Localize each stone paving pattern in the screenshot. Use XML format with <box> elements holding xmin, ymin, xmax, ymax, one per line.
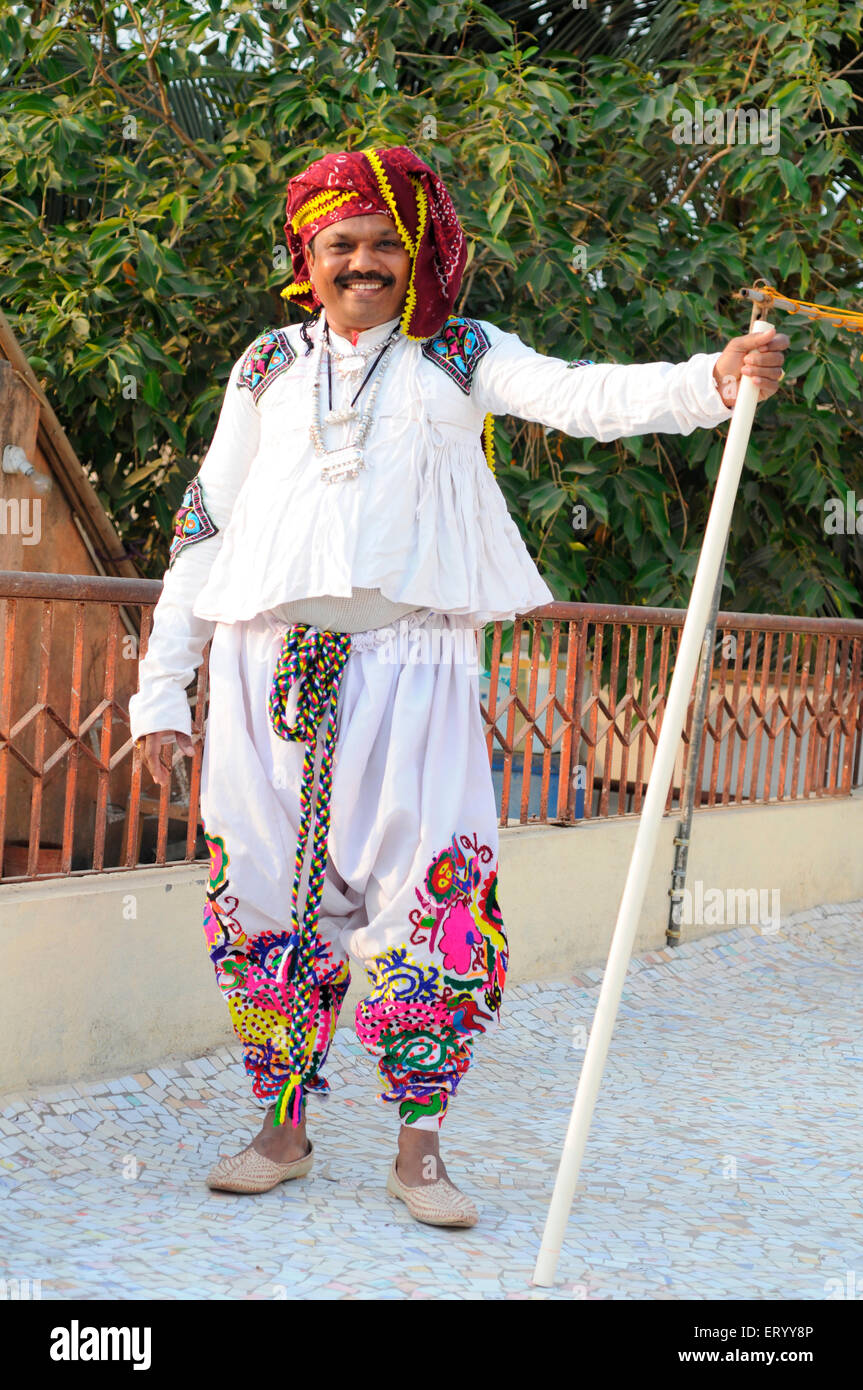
<box><xmin>2</xmin><ymin>899</ymin><xmax>861</xmax><ymax>1300</ymax></box>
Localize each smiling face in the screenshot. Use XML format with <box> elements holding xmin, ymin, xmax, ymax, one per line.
<box><xmin>306</xmin><ymin>213</ymin><xmax>411</xmax><ymax>338</ymax></box>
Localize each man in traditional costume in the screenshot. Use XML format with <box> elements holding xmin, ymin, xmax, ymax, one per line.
<box><xmin>129</xmin><ymin>145</ymin><xmax>787</xmax><ymax>1226</ymax></box>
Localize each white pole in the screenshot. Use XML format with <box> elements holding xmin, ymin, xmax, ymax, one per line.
<box><xmin>532</xmin><ymin>318</ymin><xmax>773</xmax><ymax>1288</ymax></box>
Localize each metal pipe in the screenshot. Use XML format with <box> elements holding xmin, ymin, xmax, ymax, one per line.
<box><xmin>665</xmin><ymin>552</ymin><xmax>725</xmax><ymax>945</ymax></box>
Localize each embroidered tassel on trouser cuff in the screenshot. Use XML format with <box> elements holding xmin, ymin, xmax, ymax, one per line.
<box><xmin>274</xmin><ymin>1072</ymin><xmax>305</xmax><ymax>1128</ymax></box>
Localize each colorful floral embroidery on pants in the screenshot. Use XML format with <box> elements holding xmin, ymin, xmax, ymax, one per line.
<box><xmin>202</xmin><ymin>828</ymin><xmax>350</xmax><ymax>1105</ymax></box>
<box><xmin>356</xmin><ymin>831</ymin><xmax>508</xmax><ymax>1126</ymax></box>
<box><xmin>201</xmin><ymin>826</ymin><xmax>505</xmax><ymax>1126</ymax></box>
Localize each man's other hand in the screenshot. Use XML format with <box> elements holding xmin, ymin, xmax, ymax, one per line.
<box><xmin>136</xmin><ymin>730</ymin><xmax>196</xmax><ymax>787</ymax></box>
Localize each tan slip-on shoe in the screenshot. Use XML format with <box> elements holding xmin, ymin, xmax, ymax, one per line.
<box><xmin>386</xmin><ymin>1158</ymin><xmax>479</xmax><ymax>1228</ymax></box>
<box><xmin>206</xmin><ymin>1139</ymin><xmax>314</xmax><ymax>1194</ymax></box>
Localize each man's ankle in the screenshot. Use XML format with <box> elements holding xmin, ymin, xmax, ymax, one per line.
<box><xmin>398</xmin><ymin>1121</ymin><xmax>439</xmax><ymax>1143</ymax></box>
<box><xmin>255</xmin><ymin>1106</ymin><xmax>309</xmax><ymax>1149</ymax></box>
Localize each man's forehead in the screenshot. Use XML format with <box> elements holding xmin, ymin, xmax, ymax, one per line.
<box><xmin>312</xmin><ymin>213</ymin><xmax>397</xmax><ymax>247</ymax></box>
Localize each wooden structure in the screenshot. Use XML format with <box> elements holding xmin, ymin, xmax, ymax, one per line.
<box><xmin>0</xmin><ymin>310</ymin><xmax>145</xmax><ymax>874</ymax></box>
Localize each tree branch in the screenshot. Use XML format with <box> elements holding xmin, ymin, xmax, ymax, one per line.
<box><xmin>126</xmin><ymin>1</ymin><xmax>173</xmax><ymax>123</ymax></box>
<box><xmin>674</xmin><ymin>143</ymin><xmax>735</xmax><ymax>210</ymax></box>
<box><xmin>94</xmin><ymin>52</ymin><xmax>217</xmax><ymax>171</ymax></box>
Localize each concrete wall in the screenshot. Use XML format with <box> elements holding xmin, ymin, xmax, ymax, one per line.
<box><xmin>2</xmin><ymin>793</ymin><xmax>862</xmax><ymax>1092</ymax></box>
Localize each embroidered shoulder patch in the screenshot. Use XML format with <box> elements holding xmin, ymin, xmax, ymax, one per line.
<box><xmin>566</xmin><ymin>358</ymin><xmax>596</xmax><ymax>368</ymax></box>
<box><xmin>421</xmin><ymin>316</ymin><xmax>491</xmax><ymax>395</ymax></box>
<box><xmin>169</xmin><ymin>475</ymin><xmax>218</xmax><ymax>566</ymax></box>
<box><xmin>237</xmin><ymin>327</ymin><xmax>296</xmax><ymax>402</ymax></box>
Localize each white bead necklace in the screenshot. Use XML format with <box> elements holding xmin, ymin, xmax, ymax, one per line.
<box><xmin>323</xmin><ymin>335</ymin><xmax>383</xmax><ymax>380</ymax></box>
<box><xmin>308</xmin><ymin>310</ymin><xmax>401</xmax><ymax>484</ymax></box>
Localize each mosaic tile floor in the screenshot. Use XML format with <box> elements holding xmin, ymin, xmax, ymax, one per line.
<box><xmin>2</xmin><ymin>900</ymin><xmax>861</xmax><ymax>1300</ymax></box>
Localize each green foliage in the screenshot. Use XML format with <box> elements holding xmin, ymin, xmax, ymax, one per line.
<box><xmin>1</xmin><ymin>0</ymin><xmax>862</xmax><ymax>615</ymax></box>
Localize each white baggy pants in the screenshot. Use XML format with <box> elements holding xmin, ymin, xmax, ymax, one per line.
<box><xmin>199</xmin><ymin>608</ymin><xmax>508</xmax><ymax>1131</ymax></box>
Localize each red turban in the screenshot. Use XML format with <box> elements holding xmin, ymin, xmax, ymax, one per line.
<box><xmin>282</xmin><ymin>146</ymin><xmax>467</xmax><ymax>340</ymax></box>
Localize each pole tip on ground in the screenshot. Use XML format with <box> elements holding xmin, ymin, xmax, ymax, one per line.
<box><xmin>532</xmin><ymin>1251</ymin><xmax>559</xmax><ymax>1287</ymax></box>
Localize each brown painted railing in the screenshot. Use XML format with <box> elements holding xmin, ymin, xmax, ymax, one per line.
<box><xmin>487</xmin><ymin>604</ymin><xmax>863</xmax><ymax>825</ymax></box>
<box><xmin>1</xmin><ymin>572</ymin><xmax>862</xmax><ymax>882</ymax></box>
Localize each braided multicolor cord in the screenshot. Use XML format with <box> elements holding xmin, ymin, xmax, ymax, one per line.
<box><xmin>267</xmin><ymin>623</ymin><xmax>352</xmax><ymax>1126</ymax></box>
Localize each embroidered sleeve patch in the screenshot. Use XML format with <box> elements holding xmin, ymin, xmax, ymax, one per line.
<box><xmin>237</xmin><ymin>327</ymin><xmax>297</xmax><ymax>402</ymax></box>
<box><xmin>421</xmin><ymin>316</ymin><xmax>491</xmax><ymax>395</ymax></box>
<box><xmin>169</xmin><ymin>475</ymin><xmax>219</xmax><ymax>566</ymax></box>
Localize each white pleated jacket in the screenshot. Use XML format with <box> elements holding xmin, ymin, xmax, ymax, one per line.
<box><xmin>128</xmin><ymin>310</ymin><xmax>734</xmax><ymax>740</ymax></box>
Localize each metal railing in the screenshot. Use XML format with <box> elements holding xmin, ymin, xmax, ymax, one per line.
<box><xmin>2</xmin><ymin>572</ymin><xmax>862</xmax><ymax>882</ymax></box>
<box><xmin>487</xmin><ymin>602</ymin><xmax>863</xmax><ymax>824</ymax></box>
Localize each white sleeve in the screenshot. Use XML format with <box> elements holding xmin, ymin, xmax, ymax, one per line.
<box><xmin>128</xmin><ymin>354</ymin><xmax>261</xmax><ymax>741</ymax></box>
<box><xmin>471</xmin><ymin>321</ymin><xmax>734</xmax><ymax>439</ymax></box>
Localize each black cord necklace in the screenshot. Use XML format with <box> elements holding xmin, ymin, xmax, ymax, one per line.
<box><xmin>325</xmin><ymin>322</ymin><xmax>400</xmax><ymax>414</ymax></box>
